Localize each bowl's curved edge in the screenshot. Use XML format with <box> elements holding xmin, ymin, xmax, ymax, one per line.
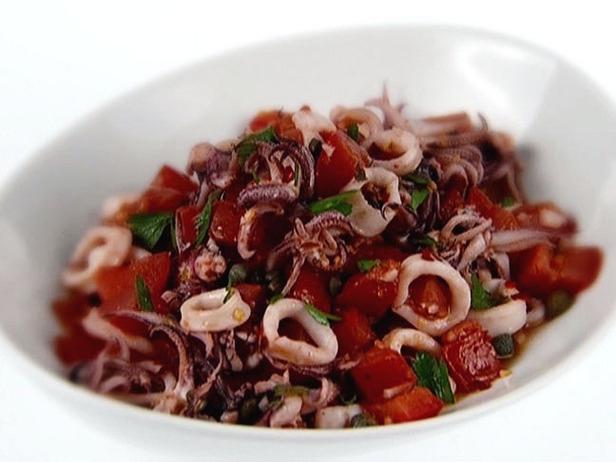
<box><xmin>1</xmin><ymin>23</ymin><xmax>615</xmax><ymax>439</ymax></box>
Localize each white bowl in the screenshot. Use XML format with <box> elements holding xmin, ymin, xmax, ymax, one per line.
<box><xmin>1</xmin><ymin>25</ymin><xmax>615</xmax><ymax>459</ymax></box>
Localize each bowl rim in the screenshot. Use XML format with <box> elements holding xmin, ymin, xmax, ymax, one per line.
<box><xmin>1</xmin><ymin>22</ymin><xmax>615</xmax><ymax>440</ymax></box>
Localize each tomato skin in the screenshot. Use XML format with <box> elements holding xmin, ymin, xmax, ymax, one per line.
<box><xmin>347</xmin><ymin>244</ymin><xmax>407</xmax><ymax>272</ymax></box>
<box><xmin>96</xmin><ymin>252</ymin><xmax>171</xmax><ymax>313</ymax></box>
<box><xmin>511</xmin><ymin>244</ymin><xmax>602</xmax><ymax>297</ymax></box>
<box><xmin>290</xmin><ymin>267</ymin><xmax>332</xmax><ymax>312</ymax></box>
<box><xmin>176</xmin><ymin>205</ymin><xmax>200</xmax><ymax>247</ymax></box>
<box><xmin>150</xmin><ymin>165</ymin><xmax>198</xmax><ymax>196</ymax></box>
<box><xmin>138</xmin><ymin>187</ymin><xmax>188</xmax><ymax>213</ymax></box>
<box><xmin>53</xmin><ymin>294</ymin><xmax>90</xmax><ymax>332</ymax></box>
<box><xmin>315</xmin><ymin>131</ymin><xmax>365</xmax><ymax>197</ymax></box>
<box><xmin>350</xmin><ymin>347</ymin><xmax>417</xmax><ymax>403</ymax></box>
<box><xmin>337</xmin><ymin>271</ymin><xmax>397</xmax><ymax>321</ymax></box>
<box><xmin>332</xmin><ymin>307</ymin><xmax>375</xmax><ymax>355</ymax></box>
<box><xmin>235</xmin><ymin>283</ymin><xmax>268</xmax><ymax>322</ymax></box>
<box><xmin>406</xmin><ymin>275</ymin><xmax>451</xmax><ymax>319</ymax></box>
<box><xmin>442</xmin><ymin>320</ymin><xmax>500</xmax><ymax>393</ymax></box>
<box><xmin>467</xmin><ymin>186</ymin><xmax>518</xmax><ymax>230</ymax></box>
<box><xmin>55</xmin><ymin>330</ymin><xmax>105</xmax><ymax>365</ymax></box>
<box><xmin>248</xmin><ymin>110</ymin><xmax>302</xmax><ymax>143</ymax></box>
<box><xmin>364</xmin><ymin>387</ymin><xmax>443</xmax><ymax>424</ymax></box>
<box><xmin>209</xmin><ymin>200</ymin><xmax>242</xmax><ymax>246</ymax></box>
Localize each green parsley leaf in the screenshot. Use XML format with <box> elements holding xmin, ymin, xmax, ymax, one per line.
<box><xmin>135</xmin><ymin>275</ymin><xmax>155</xmax><ymax>312</ymax></box>
<box><xmin>350</xmin><ymin>413</ymin><xmax>377</xmax><ymax>428</ymax></box>
<box><xmin>500</xmin><ymin>196</ymin><xmax>516</xmax><ymax>207</ymax></box>
<box><xmin>410</xmin><ymin>234</ymin><xmax>438</xmax><ymax>249</ymax></box>
<box><xmin>236</xmin><ymin>127</ymin><xmax>278</xmax><ymax>165</ymax></box>
<box><xmin>195</xmin><ymin>189</ymin><xmax>221</xmax><ymax>246</ymax></box>
<box><xmin>411</xmin><ymin>352</ymin><xmax>455</xmax><ymax>404</ymax></box>
<box><xmin>357</xmin><ymin>259</ymin><xmax>380</xmax><ymax>273</ymax></box>
<box><xmin>273</xmin><ymin>385</ymin><xmax>311</xmax><ymax>399</ymax></box>
<box><xmin>492</xmin><ymin>333</ymin><xmax>515</xmax><ymax>358</ymax></box>
<box><xmin>347</xmin><ymin>123</ymin><xmax>360</xmax><ymax>142</ymax></box>
<box><xmin>223</xmin><ymin>288</ymin><xmax>234</xmax><ymax>303</ymax></box>
<box><xmin>410</xmin><ymin>187</ymin><xmax>430</xmax><ymax>211</ymax></box>
<box><xmin>128</xmin><ymin>212</ymin><xmax>173</xmax><ymax>250</ymax></box>
<box><xmin>308</xmin><ymin>190</ymin><xmax>357</xmax><ymax>216</ymax></box>
<box><xmin>305</xmin><ymin>303</ymin><xmax>341</xmax><ymax>326</ymax></box>
<box><xmin>227</xmin><ymin>263</ymin><xmax>247</xmax><ymax>288</ymax></box>
<box><xmin>470</xmin><ymin>273</ymin><xmax>498</xmax><ymax>310</ymax></box>
<box><xmin>403</xmin><ymin>172</ymin><xmax>430</xmax><ymax>185</ymax></box>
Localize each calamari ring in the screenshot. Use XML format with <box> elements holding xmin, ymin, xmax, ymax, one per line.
<box><xmin>393</xmin><ymin>254</ymin><xmax>471</xmax><ymax>336</ymax></box>
<box><xmin>468</xmin><ymin>299</ymin><xmax>527</xmax><ymax>337</ymax></box>
<box><xmin>263</xmin><ymin>298</ymin><xmax>338</xmax><ymax>366</ymax></box>
<box><xmin>382</xmin><ymin>328</ymin><xmax>441</xmax><ymax>356</ymax></box>
<box><xmin>62</xmin><ymin>226</ymin><xmax>132</xmax><ymax>293</ymax></box>
<box><xmin>369</xmin><ymin>127</ymin><xmax>423</xmax><ymax>175</ymax></box>
<box><xmin>180</xmin><ymin>288</ymin><xmax>251</xmax><ymax>332</ymax></box>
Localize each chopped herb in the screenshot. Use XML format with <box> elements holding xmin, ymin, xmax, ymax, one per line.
<box><xmin>546</xmin><ymin>290</ymin><xmax>574</xmax><ymax>318</ymax></box>
<box><xmin>269</xmin><ymin>293</ymin><xmax>283</xmax><ymax>304</ymax></box>
<box><xmin>305</xmin><ymin>303</ymin><xmax>341</xmax><ymax>326</ymax></box>
<box><xmin>347</xmin><ymin>122</ymin><xmax>360</xmax><ymax>142</ymax></box>
<box><xmin>410</xmin><ymin>187</ymin><xmax>430</xmax><ymax>211</ymax></box>
<box><xmin>227</xmin><ymin>263</ymin><xmax>247</xmax><ymax>288</ymax></box>
<box><xmin>128</xmin><ymin>212</ymin><xmax>173</xmax><ymax>250</ymax></box>
<box><xmin>470</xmin><ymin>273</ymin><xmax>498</xmax><ymax>310</ymax></box>
<box><xmin>350</xmin><ymin>413</ymin><xmax>377</xmax><ymax>428</ymax></box>
<box><xmin>223</xmin><ymin>288</ymin><xmax>234</xmax><ymax>303</ymax></box>
<box><xmin>500</xmin><ymin>196</ymin><xmax>516</xmax><ymax>207</ymax></box>
<box><xmin>135</xmin><ymin>275</ymin><xmax>154</xmax><ymax>312</ymax></box>
<box><xmin>411</xmin><ymin>233</ymin><xmax>438</xmax><ymax>249</ymax></box>
<box><xmin>492</xmin><ymin>334</ymin><xmax>515</xmax><ymax>358</ymax></box>
<box><xmin>357</xmin><ymin>259</ymin><xmax>380</xmax><ymax>273</ymax></box>
<box><xmin>308</xmin><ymin>190</ymin><xmax>357</xmax><ymax>216</ymax></box>
<box><xmin>328</xmin><ymin>276</ymin><xmax>343</xmax><ymax>297</ymax></box>
<box><xmin>236</xmin><ymin>127</ymin><xmax>278</xmax><ymax>165</ymax></box>
<box><xmin>195</xmin><ymin>189</ymin><xmax>221</xmax><ymax>246</ymax></box>
<box><xmin>403</xmin><ymin>172</ymin><xmax>430</xmax><ymax>185</ymax></box>
<box><xmin>308</xmin><ymin>138</ymin><xmax>322</xmax><ymax>156</ymax></box>
<box><xmin>340</xmin><ymin>391</ymin><xmax>357</xmax><ymax>405</ymax></box>
<box><xmin>273</xmin><ymin>385</ymin><xmax>310</xmax><ymax>399</ymax></box>
<box><xmin>411</xmin><ymin>352</ymin><xmax>455</xmax><ymax>404</ymax></box>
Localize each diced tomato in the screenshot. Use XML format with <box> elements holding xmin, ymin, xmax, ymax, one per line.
<box><xmin>150</xmin><ymin>165</ymin><xmax>198</xmax><ymax>196</ymax></box>
<box><xmin>209</xmin><ymin>200</ymin><xmax>242</xmax><ymax>246</ymax></box>
<box><xmin>138</xmin><ymin>187</ymin><xmax>188</xmax><ymax>213</ymax></box>
<box><xmin>55</xmin><ymin>330</ymin><xmax>105</xmax><ymax>365</ymax></box>
<box><xmin>350</xmin><ymin>347</ymin><xmax>416</xmax><ymax>402</ymax></box>
<box><xmin>52</xmin><ymin>294</ymin><xmax>91</xmax><ymax>332</ymax></box>
<box><xmin>406</xmin><ymin>275</ymin><xmax>451</xmax><ymax>320</ymax></box>
<box><xmin>511</xmin><ymin>244</ymin><xmax>601</xmax><ymax>297</ymax></box>
<box><xmin>332</xmin><ymin>307</ymin><xmax>375</xmax><ymax>355</ymax></box>
<box><xmin>442</xmin><ymin>320</ymin><xmax>501</xmax><ymax>393</ymax></box>
<box><xmin>315</xmin><ymin>130</ymin><xmax>366</xmax><ymax>197</ymax></box>
<box><xmin>514</xmin><ymin>202</ymin><xmax>576</xmax><ymax>235</ymax></box>
<box><xmin>290</xmin><ymin>266</ymin><xmax>332</xmax><ymax>312</ymax></box>
<box><xmin>467</xmin><ymin>186</ymin><xmax>518</xmax><ymax>230</ymax></box>
<box><xmin>247</xmin><ymin>213</ymin><xmax>291</xmax><ymax>262</ymax></box>
<box><xmin>107</xmin><ymin>316</ymin><xmax>150</xmax><ymax>337</ymax></box>
<box><xmin>364</xmin><ymin>387</ymin><xmax>443</xmax><ymax>424</ymax></box>
<box><xmin>176</xmin><ymin>205</ymin><xmax>200</xmax><ymax>247</ymax></box>
<box><xmin>557</xmin><ymin>246</ymin><xmax>602</xmax><ymax>294</ymax></box>
<box><xmin>440</xmin><ymin>181</ymin><xmax>466</xmax><ymax>223</ymax></box>
<box><xmin>96</xmin><ymin>252</ymin><xmax>171</xmax><ymax>313</ymax></box>
<box><xmin>337</xmin><ymin>263</ymin><xmax>398</xmax><ymax>321</ymax></box>
<box><xmin>248</xmin><ymin>110</ymin><xmax>302</xmax><ymax>143</ymax></box>
<box><xmin>347</xmin><ymin>243</ymin><xmax>407</xmax><ymax>272</ymax></box>
<box><xmin>481</xmin><ymin>176</ymin><xmax>518</xmax><ymax>204</ymax></box>
<box><xmin>235</xmin><ymin>283</ymin><xmax>267</xmax><ymax>322</ymax></box>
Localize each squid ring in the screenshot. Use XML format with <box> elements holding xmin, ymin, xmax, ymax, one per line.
<box><xmin>382</xmin><ymin>328</ymin><xmax>441</xmax><ymax>356</ymax></box>
<box><xmin>369</xmin><ymin>127</ymin><xmax>422</xmax><ymax>175</ymax></box>
<box><xmin>468</xmin><ymin>299</ymin><xmax>527</xmax><ymax>337</ymax></box>
<box><xmin>262</xmin><ymin>298</ymin><xmax>338</xmax><ymax>366</ymax></box>
<box><xmin>180</xmin><ymin>288</ymin><xmax>251</xmax><ymax>332</ymax></box>
<box><xmin>62</xmin><ymin>226</ymin><xmax>132</xmax><ymax>294</ymax></box>
<box><xmin>393</xmin><ymin>254</ymin><xmax>471</xmax><ymax>336</ymax></box>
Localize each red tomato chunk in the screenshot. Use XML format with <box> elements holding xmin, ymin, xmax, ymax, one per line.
<box><xmin>337</xmin><ymin>267</ymin><xmax>397</xmax><ymax>322</ymax></box>
<box><xmin>350</xmin><ymin>347</ymin><xmax>416</xmax><ymax>402</ymax></box>
<box><xmin>364</xmin><ymin>387</ymin><xmax>443</xmax><ymax>424</ymax></box>
<box><xmin>315</xmin><ymin>131</ymin><xmax>366</xmax><ymax>197</ymax></box>
<box><xmin>290</xmin><ymin>267</ymin><xmax>332</xmax><ymax>312</ymax></box>
<box><xmin>332</xmin><ymin>307</ymin><xmax>375</xmax><ymax>356</ymax></box>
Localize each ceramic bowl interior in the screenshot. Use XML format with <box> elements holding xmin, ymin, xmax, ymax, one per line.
<box><xmin>1</xmin><ymin>25</ymin><xmax>615</xmax><ymax>458</ymax></box>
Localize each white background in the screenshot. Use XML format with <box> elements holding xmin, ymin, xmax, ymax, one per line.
<box><xmin>1</xmin><ymin>1</ymin><xmax>615</xmax><ymax>460</ymax></box>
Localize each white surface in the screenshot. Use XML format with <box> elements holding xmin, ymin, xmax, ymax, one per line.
<box><xmin>1</xmin><ymin>1</ymin><xmax>615</xmax><ymax>461</ymax></box>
